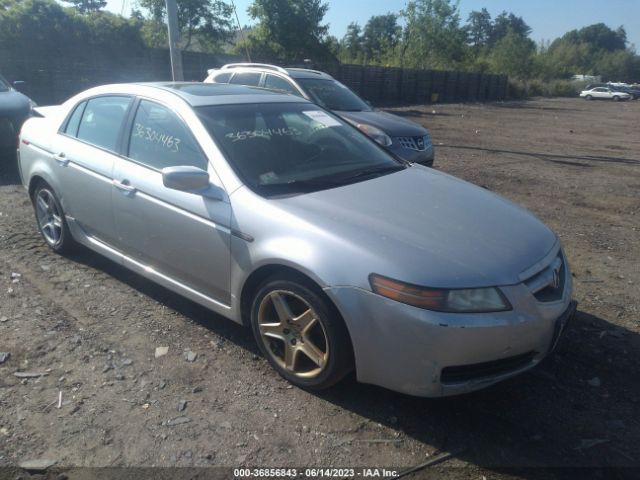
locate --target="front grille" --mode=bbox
[394,136,430,151]
[524,253,565,302]
[441,351,536,384]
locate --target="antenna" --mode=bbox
[230,0,251,62]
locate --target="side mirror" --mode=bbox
[162,166,226,200]
[162,165,210,190]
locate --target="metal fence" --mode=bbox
[1,49,507,105]
[323,64,508,104]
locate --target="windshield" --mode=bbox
[196,103,404,197]
[0,75,10,92]
[296,78,371,112]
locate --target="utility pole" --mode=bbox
[165,0,184,81]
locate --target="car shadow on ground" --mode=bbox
[64,246,640,477]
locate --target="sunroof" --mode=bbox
[165,83,274,96]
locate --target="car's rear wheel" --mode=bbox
[33,183,76,253]
[250,276,353,390]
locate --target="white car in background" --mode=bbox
[579,86,631,101]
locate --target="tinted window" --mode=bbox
[229,72,261,87]
[264,75,300,95]
[77,96,131,151]
[213,72,232,83]
[296,78,370,112]
[128,100,207,171]
[64,101,86,136]
[196,103,403,197]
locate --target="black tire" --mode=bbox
[612,95,620,102]
[585,95,592,100]
[250,274,353,390]
[32,182,77,254]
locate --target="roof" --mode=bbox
[284,68,334,80]
[215,63,335,81]
[92,82,307,107]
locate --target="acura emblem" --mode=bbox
[416,137,425,149]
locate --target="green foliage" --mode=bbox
[61,0,106,14]
[138,0,233,50]
[400,0,470,69]
[466,8,491,49]
[340,22,363,63]
[0,0,147,57]
[238,0,335,63]
[508,78,585,99]
[538,23,638,82]
[489,11,531,46]
[489,29,536,77]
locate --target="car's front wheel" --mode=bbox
[612,95,620,101]
[33,183,76,253]
[585,95,592,100]
[250,275,353,390]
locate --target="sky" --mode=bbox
[105,0,640,48]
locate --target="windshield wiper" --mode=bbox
[333,164,406,182]
[259,164,406,194]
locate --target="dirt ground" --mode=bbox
[0,97,638,479]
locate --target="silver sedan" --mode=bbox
[18,83,575,396]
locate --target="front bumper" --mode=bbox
[326,277,574,397]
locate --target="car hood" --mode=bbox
[0,89,31,118]
[275,166,557,288]
[335,110,428,137]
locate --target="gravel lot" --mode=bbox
[0,97,638,479]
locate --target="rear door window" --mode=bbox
[229,72,262,87]
[76,96,132,152]
[63,101,87,137]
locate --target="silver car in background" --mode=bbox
[18,83,575,397]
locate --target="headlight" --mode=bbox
[369,274,512,313]
[353,123,392,147]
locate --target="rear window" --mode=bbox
[213,72,232,83]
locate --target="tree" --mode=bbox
[466,8,491,49]
[401,0,469,69]
[361,13,401,63]
[138,0,234,50]
[489,11,531,46]
[340,22,363,62]
[489,29,536,77]
[240,0,335,63]
[61,0,106,14]
[561,23,626,52]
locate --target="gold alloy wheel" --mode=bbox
[257,290,329,378]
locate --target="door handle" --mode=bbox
[112,179,137,194]
[52,152,69,166]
